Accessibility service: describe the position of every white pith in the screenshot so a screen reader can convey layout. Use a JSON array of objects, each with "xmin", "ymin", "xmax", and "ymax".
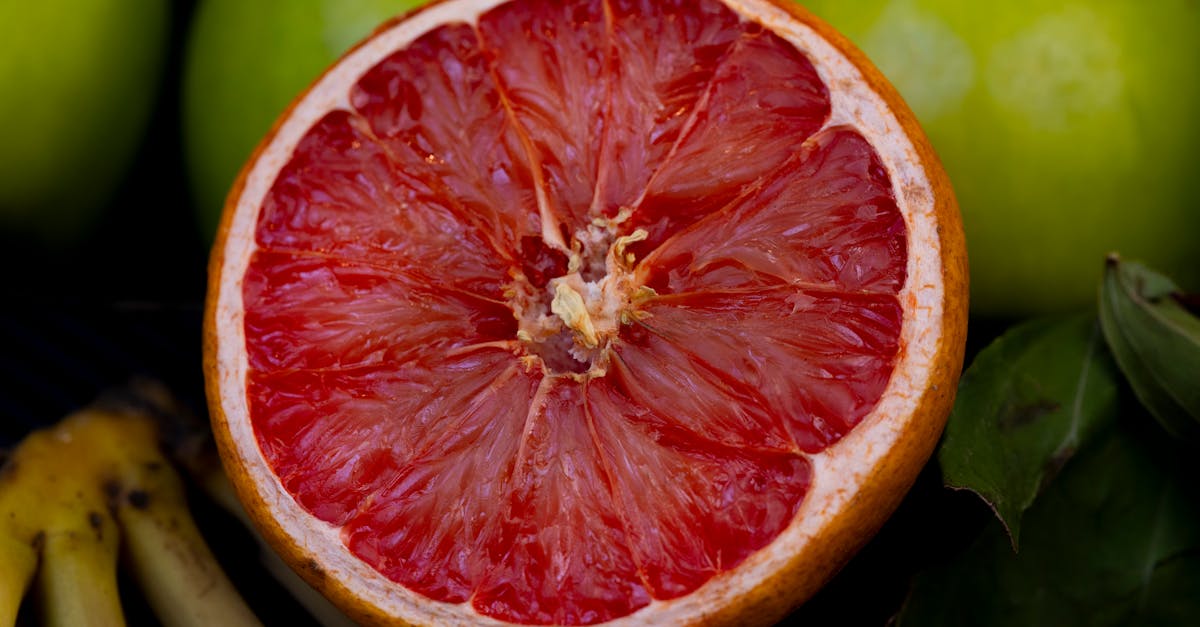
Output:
[{"xmin": 211, "ymin": 0, "xmax": 945, "ymax": 624}]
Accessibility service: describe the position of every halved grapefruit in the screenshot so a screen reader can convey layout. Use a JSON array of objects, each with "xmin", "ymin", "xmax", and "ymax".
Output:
[{"xmin": 204, "ymin": 0, "xmax": 968, "ymax": 624}]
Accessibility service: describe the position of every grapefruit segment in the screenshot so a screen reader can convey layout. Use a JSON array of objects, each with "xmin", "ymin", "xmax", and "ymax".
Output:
[
  {"xmin": 606, "ymin": 321, "xmax": 797, "ymax": 452},
  {"xmin": 243, "ymin": 252, "xmax": 515, "ymax": 371},
  {"xmin": 596, "ymin": 0, "xmax": 745, "ymax": 218},
  {"xmin": 341, "ymin": 363, "xmax": 540, "ymax": 604},
  {"xmin": 473, "ymin": 378, "xmax": 648, "ymax": 626},
  {"xmin": 586, "ymin": 379, "xmax": 811, "ymax": 600},
  {"xmin": 476, "ymin": 0, "xmax": 609, "ymax": 231},
  {"xmin": 628, "ymin": 287, "xmax": 901, "ymax": 454},
  {"xmin": 641, "ymin": 127, "xmax": 905, "ymax": 294},
  {"xmin": 350, "ymin": 23, "xmax": 540, "ymax": 256},
  {"xmin": 206, "ymin": 0, "xmax": 968, "ymax": 624},
  {"xmin": 633, "ymin": 23, "xmax": 830, "ymax": 235},
  {"xmin": 257, "ymin": 110, "xmax": 512, "ymax": 298},
  {"xmin": 249, "ymin": 349, "xmax": 519, "ymax": 525}
]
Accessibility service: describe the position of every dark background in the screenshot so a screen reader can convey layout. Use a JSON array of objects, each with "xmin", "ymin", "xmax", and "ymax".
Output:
[
  {"xmin": 0, "ymin": 0, "xmax": 208, "ymax": 445},
  {"xmin": 0, "ymin": 1, "xmax": 995, "ymax": 624},
  {"xmin": 0, "ymin": 1, "xmax": 288, "ymax": 623}
]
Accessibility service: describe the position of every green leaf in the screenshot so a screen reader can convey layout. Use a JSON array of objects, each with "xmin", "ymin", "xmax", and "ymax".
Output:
[
  {"xmin": 1099, "ymin": 256, "xmax": 1200, "ymax": 442},
  {"xmin": 938, "ymin": 314, "xmax": 1120, "ymax": 547},
  {"xmin": 899, "ymin": 421, "xmax": 1200, "ymax": 627}
]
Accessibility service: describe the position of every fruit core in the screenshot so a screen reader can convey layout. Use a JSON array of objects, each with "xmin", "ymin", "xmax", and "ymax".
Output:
[{"xmin": 513, "ymin": 220, "xmax": 655, "ymax": 376}]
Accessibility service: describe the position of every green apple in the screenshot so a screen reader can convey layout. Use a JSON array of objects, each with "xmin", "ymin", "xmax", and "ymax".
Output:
[
  {"xmin": 0, "ymin": 0, "xmax": 168, "ymax": 244},
  {"xmin": 183, "ymin": 0, "xmax": 426, "ymax": 241},
  {"xmin": 802, "ymin": 0, "xmax": 1200, "ymax": 316}
]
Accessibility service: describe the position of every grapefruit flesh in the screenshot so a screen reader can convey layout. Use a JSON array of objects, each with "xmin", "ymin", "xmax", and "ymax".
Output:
[{"xmin": 208, "ymin": 0, "xmax": 967, "ymax": 624}]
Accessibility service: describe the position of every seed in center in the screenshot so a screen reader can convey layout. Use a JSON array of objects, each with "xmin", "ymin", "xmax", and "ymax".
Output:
[
  {"xmin": 551, "ymin": 282, "xmax": 599, "ymax": 348},
  {"xmin": 512, "ymin": 228, "xmax": 654, "ymax": 377}
]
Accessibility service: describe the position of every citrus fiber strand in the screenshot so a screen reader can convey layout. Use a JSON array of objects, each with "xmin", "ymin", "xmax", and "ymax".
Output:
[
  {"xmin": 477, "ymin": 0, "xmax": 612, "ymax": 232},
  {"xmin": 584, "ymin": 0, "xmax": 618, "ymax": 219},
  {"xmin": 472, "ymin": 22, "xmax": 569, "ymax": 255},
  {"xmin": 622, "ymin": 31, "xmax": 740, "ymax": 217},
  {"xmin": 444, "ymin": 339, "xmax": 523, "ymax": 356},
  {"xmin": 339, "ymin": 360, "xmax": 525, "ymax": 535},
  {"xmin": 348, "ymin": 22, "xmax": 542, "ymax": 263},
  {"xmin": 247, "ymin": 247, "xmax": 513, "ymax": 308},
  {"xmin": 590, "ymin": 0, "xmax": 745, "ymax": 221},
  {"xmin": 334, "ymin": 110, "xmax": 524, "ymax": 268}
]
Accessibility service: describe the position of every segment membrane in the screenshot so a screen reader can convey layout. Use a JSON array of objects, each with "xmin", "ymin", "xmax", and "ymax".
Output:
[
  {"xmin": 256, "ymin": 110, "xmax": 510, "ymax": 299},
  {"xmin": 473, "ymin": 378, "xmax": 650, "ymax": 625},
  {"xmin": 248, "ymin": 349, "xmax": 519, "ymax": 525},
  {"xmin": 587, "ymin": 379, "xmax": 811, "ymax": 599},
  {"xmin": 641, "ymin": 127, "xmax": 906, "ymax": 295},
  {"xmin": 341, "ymin": 366, "xmax": 542, "ymax": 604},
  {"xmin": 477, "ymin": 0, "xmax": 610, "ymax": 231},
  {"xmin": 350, "ymin": 22, "xmax": 541, "ymax": 255},
  {"xmin": 244, "ymin": 251, "xmax": 515, "ymax": 372}
]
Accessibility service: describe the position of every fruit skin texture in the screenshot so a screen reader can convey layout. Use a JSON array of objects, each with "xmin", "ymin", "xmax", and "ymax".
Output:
[
  {"xmin": 183, "ymin": 0, "xmax": 426, "ymax": 241},
  {"xmin": 0, "ymin": 0, "xmax": 168, "ymax": 243},
  {"xmin": 802, "ymin": 0, "xmax": 1200, "ymax": 316},
  {"xmin": 203, "ymin": 0, "xmax": 968, "ymax": 623}
]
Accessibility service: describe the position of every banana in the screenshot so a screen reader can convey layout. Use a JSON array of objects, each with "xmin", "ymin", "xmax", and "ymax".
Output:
[
  {"xmin": 37, "ymin": 525, "xmax": 123, "ymax": 627},
  {"xmin": 0, "ymin": 391, "xmax": 261, "ymax": 627},
  {"xmin": 0, "ymin": 532, "xmax": 37, "ymax": 626},
  {"xmin": 176, "ymin": 435, "xmax": 357, "ymax": 627},
  {"xmin": 1, "ymin": 417, "xmax": 126, "ymax": 627}
]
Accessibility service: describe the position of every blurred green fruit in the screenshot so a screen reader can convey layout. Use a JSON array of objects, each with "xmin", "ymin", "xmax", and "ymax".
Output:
[
  {"xmin": 183, "ymin": 0, "xmax": 425, "ymax": 241},
  {"xmin": 803, "ymin": 0, "xmax": 1200, "ymax": 316},
  {"xmin": 0, "ymin": 0, "xmax": 168, "ymax": 243}
]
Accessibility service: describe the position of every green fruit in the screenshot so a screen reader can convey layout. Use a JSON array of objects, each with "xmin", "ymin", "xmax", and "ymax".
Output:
[
  {"xmin": 803, "ymin": 0, "xmax": 1200, "ymax": 316},
  {"xmin": 183, "ymin": 0, "xmax": 425, "ymax": 241},
  {"xmin": 0, "ymin": 0, "xmax": 168, "ymax": 243}
]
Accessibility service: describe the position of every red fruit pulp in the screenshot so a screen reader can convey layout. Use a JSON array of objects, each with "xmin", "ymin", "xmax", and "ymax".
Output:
[{"xmin": 240, "ymin": 0, "xmax": 906, "ymax": 623}]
